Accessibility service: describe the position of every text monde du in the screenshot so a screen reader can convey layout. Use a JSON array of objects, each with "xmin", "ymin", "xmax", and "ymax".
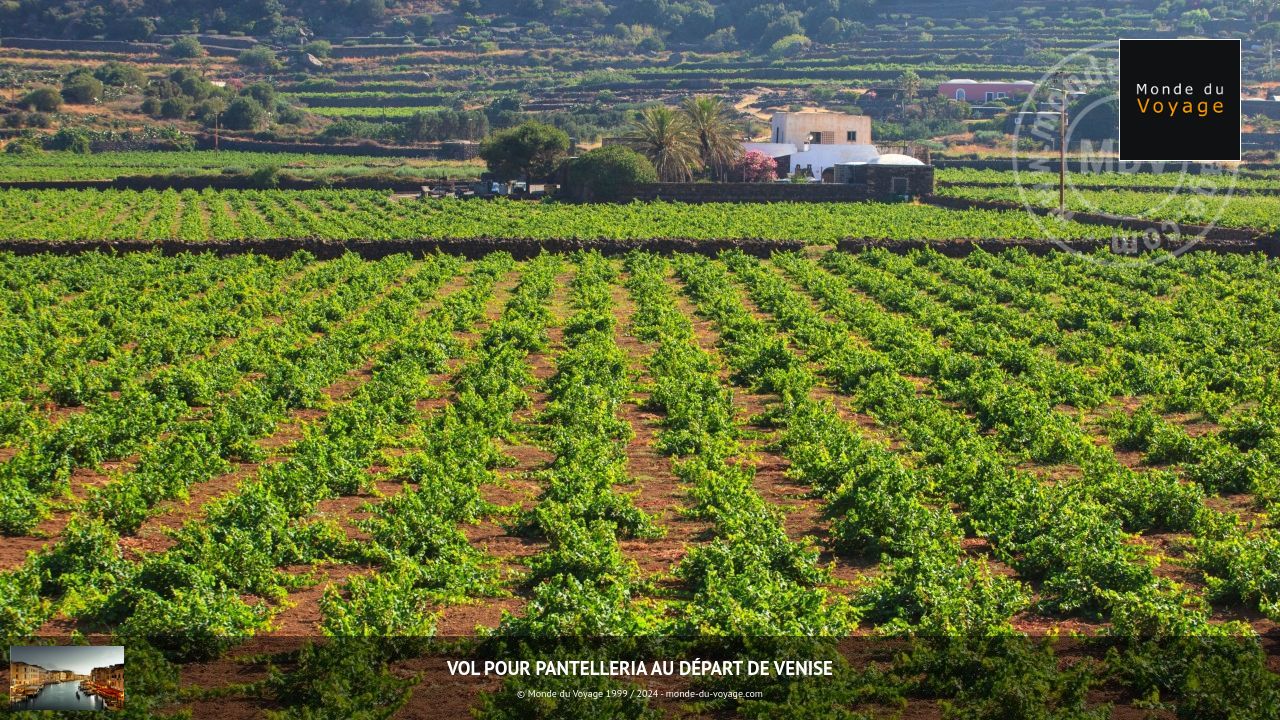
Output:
[{"xmin": 1134, "ymin": 83, "xmax": 1226, "ymax": 96}]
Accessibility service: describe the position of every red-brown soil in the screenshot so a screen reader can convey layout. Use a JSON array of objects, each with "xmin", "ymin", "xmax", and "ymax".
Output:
[{"xmin": 611, "ymin": 279, "xmax": 712, "ymax": 591}]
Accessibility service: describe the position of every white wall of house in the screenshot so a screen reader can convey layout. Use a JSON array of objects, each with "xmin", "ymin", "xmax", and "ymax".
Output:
[
  {"xmin": 769, "ymin": 112, "xmax": 872, "ymax": 145},
  {"xmin": 743, "ymin": 142, "xmax": 880, "ymax": 179},
  {"xmin": 744, "ymin": 111, "xmax": 877, "ymax": 180}
]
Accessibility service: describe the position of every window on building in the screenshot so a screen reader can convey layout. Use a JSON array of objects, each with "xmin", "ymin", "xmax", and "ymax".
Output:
[
  {"xmin": 985, "ymin": 91, "xmax": 995, "ymax": 101},
  {"xmin": 846, "ymin": 131, "xmax": 857, "ymax": 141},
  {"xmin": 807, "ymin": 131, "xmax": 822, "ymax": 144},
  {"xmin": 955, "ymin": 88, "xmax": 966, "ymax": 101},
  {"xmin": 891, "ymin": 177, "xmax": 909, "ymax": 194}
]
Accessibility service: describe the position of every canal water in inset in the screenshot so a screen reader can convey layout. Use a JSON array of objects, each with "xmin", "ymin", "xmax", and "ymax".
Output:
[{"xmin": 9, "ymin": 680, "xmax": 106, "ymax": 711}]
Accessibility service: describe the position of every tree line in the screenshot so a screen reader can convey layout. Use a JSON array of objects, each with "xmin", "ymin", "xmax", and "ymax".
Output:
[{"xmin": 480, "ymin": 95, "xmax": 775, "ymax": 199}]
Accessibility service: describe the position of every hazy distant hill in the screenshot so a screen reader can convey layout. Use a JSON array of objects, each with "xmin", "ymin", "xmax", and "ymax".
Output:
[{"xmin": 2, "ymin": 0, "xmax": 1274, "ymax": 52}]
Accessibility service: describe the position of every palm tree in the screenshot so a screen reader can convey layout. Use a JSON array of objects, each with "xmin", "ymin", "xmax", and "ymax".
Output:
[
  {"xmin": 895, "ymin": 70, "xmax": 921, "ymax": 119},
  {"xmin": 680, "ymin": 95, "xmax": 742, "ymax": 181},
  {"xmin": 624, "ymin": 106, "xmax": 701, "ymax": 183}
]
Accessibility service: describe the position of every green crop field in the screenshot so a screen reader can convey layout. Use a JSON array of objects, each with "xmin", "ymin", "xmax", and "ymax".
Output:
[
  {"xmin": 2, "ymin": 247, "xmax": 1280, "ymax": 716},
  {"xmin": 0, "ymin": 152, "xmax": 483, "ymax": 182},
  {"xmin": 0, "ymin": 190, "xmax": 1124, "ymax": 242},
  {"xmin": 936, "ymin": 168, "xmax": 1280, "ymax": 192},
  {"xmin": 0, "ymin": 0, "xmax": 1277, "ymax": 714},
  {"xmin": 938, "ymin": 183, "xmax": 1280, "ymax": 232},
  {"xmin": 305, "ymin": 106, "xmax": 456, "ymax": 119}
]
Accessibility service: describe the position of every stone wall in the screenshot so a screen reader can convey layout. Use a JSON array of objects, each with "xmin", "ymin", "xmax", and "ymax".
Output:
[
  {"xmin": 1243, "ymin": 132, "xmax": 1280, "ymax": 150},
  {"xmin": 1244, "ymin": 100, "xmax": 1280, "ymax": 120},
  {"xmin": 922, "ymin": 195, "xmax": 1265, "ymax": 241},
  {"xmin": 1, "ymin": 36, "xmax": 161, "ymax": 53},
  {"xmin": 0, "ymin": 36, "xmax": 243, "ymax": 56},
  {"xmin": 0, "ymin": 237, "xmax": 805, "ymax": 260},
  {"xmin": 190, "ymin": 134, "xmax": 478, "ymax": 159},
  {"xmin": 0, "ymin": 176, "xmax": 430, "ymax": 192},
  {"xmin": 837, "ymin": 236, "xmax": 1275, "ymax": 258},
  {"xmin": 834, "ymin": 164, "xmax": 935, "ymax": 198},
  {"xmin": 932, "ymin": 158, "xmax": 1239, "ymax": 174}
]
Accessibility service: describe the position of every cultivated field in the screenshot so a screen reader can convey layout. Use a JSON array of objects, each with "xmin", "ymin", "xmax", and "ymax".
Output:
[
  {"xmin": 3, "ymin": 247, "xmax": 1279, "ymax": 716},
  {"xmin": 0, "ymin": 190, "xmax": 1125, "ymax": 242},
  {"xmin": 0, "ymin": 152, "xmax": 483, "ymax": 183},
  {"xmin": 1, "ymin": 0, "xmax": 1278, "ymax": 714},
  {"xmin": 937, "ymin": 183, "xmax": 1280, "ymax": 232}
]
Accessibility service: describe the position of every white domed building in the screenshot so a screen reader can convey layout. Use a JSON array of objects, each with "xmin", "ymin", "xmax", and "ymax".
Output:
[
  {"xmin": 832, "ymin": 153, "xmax": 933, "ymax": 198},
  {"xmin": 864, "ymin": 153, "xmax": 927, "ymax": 166}
]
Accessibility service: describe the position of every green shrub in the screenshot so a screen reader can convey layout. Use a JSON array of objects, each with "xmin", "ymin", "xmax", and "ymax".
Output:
[
  {"xmin": 302, "ymin": 39, "xmax": 332, "ymax": 57},
  {"xmin": 223, "ymin": 97, "xmax": 267, "ymax": 131},
  {"xmin": 61, "ymin": 75, "xmax": 104, "ymax": 104},
  {"xmin": 262, "ymin": 642, "xmax": 416, "ymax": 717},
  {"xmin": 768, "ymin": 33, "xmax": 811, "ymax": 59},
  {"xmin": 561, "ymin": 145, "xmax": 656, "ymax": 202},
  {"xmin": 4, "ymin": 137, "xmax": 43, "ymax": 154},
  {"xmin": 94, "ymin": 61, "xmax": 147, "ymax": 87},
  {"xmin": 46, "ymin": 127, "xmax": 93, "ymax": 154},
  {"xmin": 319, "ymin": 565, "xmax": 436, "ymax": 652},
  {"xmin": 237, "ymin": 46, "xmax": 282, "ymax": 71},
  {"xmin": 167, "ymin": 36, "xmax": 204, "ymax": 58},
  {"xmin": 240, "ymin": 81, "xmax": 276, "ymax": 109},
  {"xmin": 479, "ymin": 120, "xmax": 569, "ymax": 182},
  {"xmin": 22, "ymin": 86, "xmax": 62, "ymax": 112},
  {"xmin": 118, "ymin": 583, "xmax": 270, "ymax": 661},
  {"xmin": 159, "ymin": 96, "xmax": 191, "ymax": 119},
  {"xmin": 249, "ymin": 165, "xmax": 281, "ymax": 188}
]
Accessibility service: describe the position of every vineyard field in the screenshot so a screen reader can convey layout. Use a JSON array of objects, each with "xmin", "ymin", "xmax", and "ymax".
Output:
[
  {"xmin": 0, "ymin": 152, "xmax": 482, "ymax": 182},
  {"xmin": 937, "ymin": 167, "xmax": 1279, "ymax": 191},
  {"xmin": 2, "ymin": 0, "xmax": 1279, "ymax": 710},
  {"xmin": 3, "ymin": 247, "xmax": 1280, "ymax": 717},
  {"xmin": 0, "ymin": 189, "xmax": 1122, "ymax": 242},
  {"xmin": 938, "ymin": 183, "xmax": 1280, "ymax": 232}
]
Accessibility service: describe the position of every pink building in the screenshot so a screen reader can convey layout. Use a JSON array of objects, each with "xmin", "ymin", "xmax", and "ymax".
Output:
[{"xmin": 937, "ymin": 79, "xmax": 1035, "ymax": 103}]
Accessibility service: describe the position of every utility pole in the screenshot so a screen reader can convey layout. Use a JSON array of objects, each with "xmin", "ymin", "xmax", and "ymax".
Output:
[
  {"xmin": 1060, "ymin": 90, "xmax": 1066, "ymax": 214},
  {"xmin": 1050, "ymin": 71, "xmax": 1068, "ymax": 215}
]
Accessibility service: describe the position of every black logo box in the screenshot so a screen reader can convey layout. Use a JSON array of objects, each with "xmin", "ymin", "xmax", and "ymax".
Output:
[{"xmin": 1119, "ymin": 38, "xmax": 1240, "ymax": 162}]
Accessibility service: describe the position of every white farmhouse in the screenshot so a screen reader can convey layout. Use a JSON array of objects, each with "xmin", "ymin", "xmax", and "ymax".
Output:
[{"xmin": 744, "ymin": 111, "xmax": 878, "ymax": 181}]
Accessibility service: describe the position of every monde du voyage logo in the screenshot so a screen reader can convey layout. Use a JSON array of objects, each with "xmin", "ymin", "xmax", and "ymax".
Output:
[
  {"xmin": 1119, "ymin": 38, "xmax": 1241, "ymax": 161},
  {"xmin": 1011, "ymin": 39, "xmax": 1242, "ymax": 262}
]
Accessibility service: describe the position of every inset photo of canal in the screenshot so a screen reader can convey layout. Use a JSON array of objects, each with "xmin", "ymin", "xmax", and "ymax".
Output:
[{"xmin": 9, "ymin": 645, "xmax": 124, "ymax": 712}]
